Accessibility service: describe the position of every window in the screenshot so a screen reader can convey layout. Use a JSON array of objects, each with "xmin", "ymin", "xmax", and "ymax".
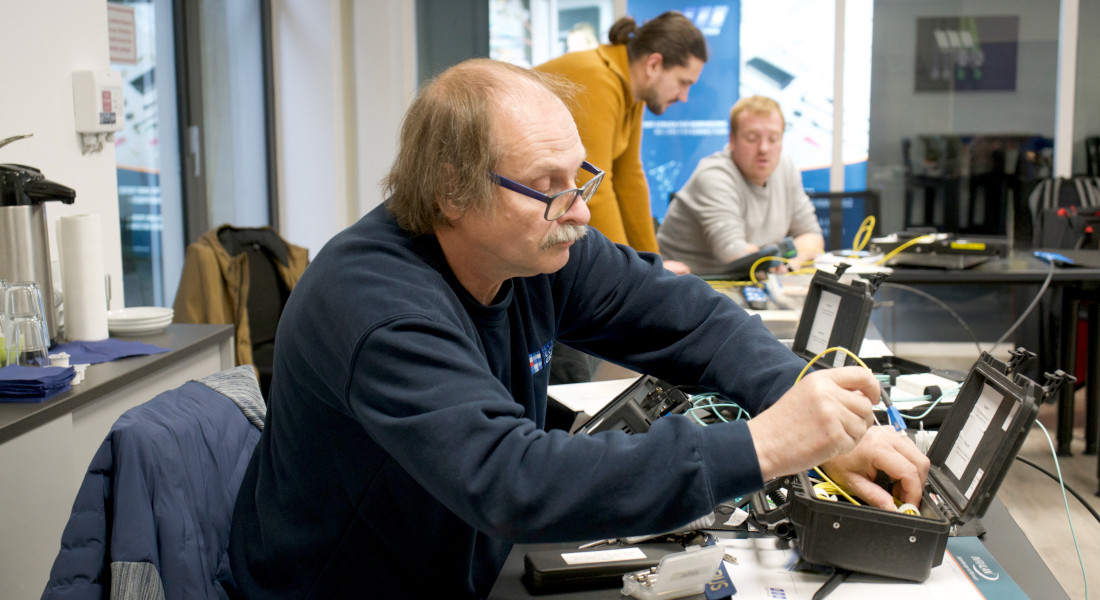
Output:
[{"xmin": 108, "ymin": 0, "xmax": 275, "ymax": 308}]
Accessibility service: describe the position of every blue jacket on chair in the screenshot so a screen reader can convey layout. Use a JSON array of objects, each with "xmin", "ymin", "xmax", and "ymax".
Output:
[{"xmin": 42, "ymin": 366, "xmax": 265, "ymax": 600}]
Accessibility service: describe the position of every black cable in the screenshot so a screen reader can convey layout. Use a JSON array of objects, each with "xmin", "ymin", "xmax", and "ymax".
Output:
[
  {"xmin": 1014, "ymin": 455, "xmax": 1100, "ymax": 527},
  {"xmin": 879, "ymin": 282, "xmax": 983, "ymax": 356},
  {"xmin": 992, "ymin": 262, "xmax": 1054, "ymax": 349},
  {"xmin": 812, "ymin": 568, "xmax": 851, "ymax": 600}
]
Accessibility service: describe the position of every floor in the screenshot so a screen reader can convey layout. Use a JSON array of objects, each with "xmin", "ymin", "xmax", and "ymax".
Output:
[{"xmin": 998, "ymin": 389, "xmax": 1099, "ymax": 600}]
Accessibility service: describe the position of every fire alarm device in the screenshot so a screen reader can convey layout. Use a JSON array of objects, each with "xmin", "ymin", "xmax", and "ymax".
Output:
[{"xmin": 72, "ymin": 70, "xmax": 124, "ymax": 154}]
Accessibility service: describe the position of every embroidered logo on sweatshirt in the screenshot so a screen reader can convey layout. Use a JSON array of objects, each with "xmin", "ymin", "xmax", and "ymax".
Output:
[{"xmin": 529, "ymin": 340, "xmax": 554, "ymax": 374}]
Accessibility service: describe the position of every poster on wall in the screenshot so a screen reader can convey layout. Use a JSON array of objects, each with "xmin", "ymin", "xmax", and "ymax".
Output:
[
  {"xmin": 632, "ymin": 2, "xmax": 740, "ymax": 222},
  {"xmin": 914, "ymin": 15, "xmax": 1018, "ymax": 92}
]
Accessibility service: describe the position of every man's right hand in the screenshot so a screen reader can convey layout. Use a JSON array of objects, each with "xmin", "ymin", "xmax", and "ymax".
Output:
[{"xmin": 746, "ymin": 367, "xmax": 879, "ymax": 481}]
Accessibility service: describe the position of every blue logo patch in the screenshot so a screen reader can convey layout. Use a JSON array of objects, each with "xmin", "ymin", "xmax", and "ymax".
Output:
[{"xmin": 529, "ymin": 340, "xmax": 554, "ymax": 374}]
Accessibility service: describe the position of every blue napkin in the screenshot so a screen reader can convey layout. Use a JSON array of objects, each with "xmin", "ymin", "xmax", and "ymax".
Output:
[
  {"xmin": 50, "ymin": 338, "xmax": 171, "ymax": 365},
  {"xmin": 0, "ymin": 365, "xmax": 76, "ymax": 402}
]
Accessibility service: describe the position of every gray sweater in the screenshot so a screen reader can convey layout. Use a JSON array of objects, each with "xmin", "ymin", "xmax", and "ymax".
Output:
[{"xmin": 658, "ymin": 145, "xmax": 821, "ymax": 275}]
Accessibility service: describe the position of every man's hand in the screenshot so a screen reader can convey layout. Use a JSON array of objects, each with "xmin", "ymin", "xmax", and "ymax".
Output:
[
  {"xmin": 747, "ymin": 367, "xmax": 879, "ymax": 481},
  {"xmin": 663, "ymin": 259, "xmax": 692, "ymax": 275},
  {"xmin": 822, "ymin": 426, "xmax": 930, "ymax": 510}
]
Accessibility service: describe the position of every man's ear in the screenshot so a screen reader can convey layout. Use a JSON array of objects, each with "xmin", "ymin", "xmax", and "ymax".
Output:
[
  {"xmin": 437, "ymin": 163, "xmax": 463, "ymax": 221},
  {"xmin": 643, "ymin": 52, "xmax": 665, "ymax": 78}
]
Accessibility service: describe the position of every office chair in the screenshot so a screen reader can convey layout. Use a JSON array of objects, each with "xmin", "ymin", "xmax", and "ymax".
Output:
[
  {"xmin": 806, "ymin": 189, "xmax": 882, "ymax": 251},
  {"xmin": 1086, "ymin": 136, "xmax": 1099, "ymax": 177},
  {"xmin": 41, "ymin": 366, "xmax": 265, "ymax": 600}
]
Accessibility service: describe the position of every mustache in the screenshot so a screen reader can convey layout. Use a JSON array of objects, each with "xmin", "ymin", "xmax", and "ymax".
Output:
[{"xmin": 541, "ymin": 224, "xmax": 588, "ymax": 249}]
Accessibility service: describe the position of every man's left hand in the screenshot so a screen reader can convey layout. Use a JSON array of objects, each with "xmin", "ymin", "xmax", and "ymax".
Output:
[
  {"xmin": 663, "ymin": 259, "xmax": 692, "ymax": 275},
  {"xmin": 820, "ymin": 426, "xmax": 930, "ymax": 510}
]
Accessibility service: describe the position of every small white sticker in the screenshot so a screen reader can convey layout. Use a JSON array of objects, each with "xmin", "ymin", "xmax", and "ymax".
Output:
[
  {"xmin": 561, "ymin": 547, "xmax": 647, "ymax": 565},
  {"xmin": 806, "ymin": 291, "xmax": 842, "ymax": 355},
  {"xmin": 965, "ymin": 468, "xmax": 984, "ymax": 499},
  {"xmin": 1002, "ymin": 400, "xmax": 1020, "ymax": 431}
]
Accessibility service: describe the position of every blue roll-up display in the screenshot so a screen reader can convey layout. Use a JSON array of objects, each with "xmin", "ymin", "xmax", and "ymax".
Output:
[{"xmin": 630, "ymin": 2, "xmax": 741, "ymax": 222}]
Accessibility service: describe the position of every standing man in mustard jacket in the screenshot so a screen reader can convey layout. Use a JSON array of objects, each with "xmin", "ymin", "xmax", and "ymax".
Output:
[
  {"xmin": 536, "ymin": 11, "xmax": 706, "ymax": 383},
  {"xmin": 536, "ymin": 11, "xmax": 706, "ymax": 277}
]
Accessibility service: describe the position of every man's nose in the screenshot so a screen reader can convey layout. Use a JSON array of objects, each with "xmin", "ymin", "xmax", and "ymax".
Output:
[{"xmin": 559, "ymin": 192, "xmax": 591, "ymax": 225}]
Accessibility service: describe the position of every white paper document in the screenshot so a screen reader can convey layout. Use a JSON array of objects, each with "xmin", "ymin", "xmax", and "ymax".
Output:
[{"xmin": 717, "ymin": 537, "xmax": 985, "ymax": 600}]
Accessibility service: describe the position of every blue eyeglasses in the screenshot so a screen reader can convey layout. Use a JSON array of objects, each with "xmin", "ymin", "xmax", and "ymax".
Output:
[{"xmin": 491, "ymin": 161, "xmax": 605, "ymax": 221}]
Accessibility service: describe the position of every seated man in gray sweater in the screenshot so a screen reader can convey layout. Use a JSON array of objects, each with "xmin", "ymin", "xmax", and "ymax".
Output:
[{"xmin": 658, "ymin": 95, "xmax": 825, "ymax": 276}]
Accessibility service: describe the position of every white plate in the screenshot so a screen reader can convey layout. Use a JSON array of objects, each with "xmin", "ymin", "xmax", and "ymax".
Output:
[
  {"xmin": 108, "ymin": 317, "xmax": 172, "ymax": 329},
  {"xmin": 107, "ymin": 315, "xmax": 172, "ymax": 328},
  {"xmin": 108, "ymin": 321, "xmax": 172, "ymax": 336},
  {"xmin": 107, "ymin": 307, "xmax": 174, "ymax": 325}
]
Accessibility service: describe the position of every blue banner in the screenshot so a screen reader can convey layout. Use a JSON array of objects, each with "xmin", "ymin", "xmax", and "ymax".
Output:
[{"xmin": 630, "ymin": 2, "xmax": 741, "ymax": 222}]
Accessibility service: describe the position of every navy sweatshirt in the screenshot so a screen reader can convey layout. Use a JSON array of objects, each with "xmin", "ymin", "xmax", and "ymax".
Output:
[{"xmin": 228, "ymin": 203, "xmax": 805, "ymax": 598}]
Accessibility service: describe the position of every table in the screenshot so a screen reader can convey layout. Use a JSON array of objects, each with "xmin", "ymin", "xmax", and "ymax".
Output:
[
  {"xmin": 883, "ymin": 249, "xmax": 1100, "ymax": 470},
  {"xmin": 487, "ymin": 498, "xmax": 1066, "ymax": 599}
]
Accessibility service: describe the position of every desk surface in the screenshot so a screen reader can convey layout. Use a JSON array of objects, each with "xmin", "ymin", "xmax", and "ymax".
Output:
[
  {"xmin": 0, "ymin": 323, "xmax": 234, "ymax": 444},
  {"xmin": 487, "ymin": 497, "xmax": 1065, "ymax": 599},
  {"xmin": 885, "ymin": 249, "xmax": 1100, "ymax": 285}
]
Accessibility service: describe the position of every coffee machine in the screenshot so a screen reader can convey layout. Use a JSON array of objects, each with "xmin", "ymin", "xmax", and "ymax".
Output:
[{"xmin": 0, "ymin": 155, "xmax": 77, "ymax": 343}]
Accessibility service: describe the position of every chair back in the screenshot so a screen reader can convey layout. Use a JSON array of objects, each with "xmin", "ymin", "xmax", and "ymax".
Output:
[
  {"xmin": 807, "ymin": 189, "xmax": 882, "ymax": 251},
  {"xmin": 42, "ymin": 366, "xmax": 264, "ymax": 600}
]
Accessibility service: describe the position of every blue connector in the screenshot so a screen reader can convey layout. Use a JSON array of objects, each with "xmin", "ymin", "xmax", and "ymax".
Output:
[
  {"xmin": 885, "ymin": 404, "xmax": 907, "ymax": 432},
  {"xmin": 880, "ymin": 388, "xmax": 907, "ymax": 432}
]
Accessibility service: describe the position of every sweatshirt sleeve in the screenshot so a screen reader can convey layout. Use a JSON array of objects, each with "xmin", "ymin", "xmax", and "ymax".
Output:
[
  {"xmin": 782, "ymin": 156, "xmax": 823, "ymax": 238},
  {"xmin": 348, "ymin": 320, "xmax": 765, "ymax": 543},
  {"xmin": 343, "ymin": 235, "xmax": 803, "ymax": 545},
  {"xmin": 680, "ymin": 159, "xmax": 754, "ymax": 262}
]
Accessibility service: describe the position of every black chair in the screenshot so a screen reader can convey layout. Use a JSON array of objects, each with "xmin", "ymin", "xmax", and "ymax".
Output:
[
  {"xmin": 1086, "ymin": 136, "xmax": 1099, "ymax": 177},
  {"xmin": 806, "ymin": 189, "xmax": 882, "ymax": 251},
  {"xmin": 42, "ymin": 366, "xmax": 265, "ymax": 598},
  {"xmin": 902, "ymin": 136, "xmax": 963, "ymax": 232}
]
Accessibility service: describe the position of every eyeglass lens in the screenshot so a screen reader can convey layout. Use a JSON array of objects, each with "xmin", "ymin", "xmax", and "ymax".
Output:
[{"xmin": 547, "ymin": 171, "xmax": 599, "ymax": 220}]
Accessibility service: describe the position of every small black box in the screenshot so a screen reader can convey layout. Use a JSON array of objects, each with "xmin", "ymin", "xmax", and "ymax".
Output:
[
  {"xmin": 522, "ymin": 543, "xmax": 680, "ymax": 593},
  {"xmin": 573, "ymin": 375, "xmax": 689, "ymax": 435},
  {"xmin": 787, "ymin": 351, "xmax": 1042, "ymax": 581}
]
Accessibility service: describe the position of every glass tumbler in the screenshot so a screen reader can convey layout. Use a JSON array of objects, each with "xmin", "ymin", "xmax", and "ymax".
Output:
[
  {"xmin": 6, "ymin": 315, "xmax": 50, "ymax": 367},
  {"xmin": 5, "ymin": 281, "xmax": 47, "ymax": 321}
]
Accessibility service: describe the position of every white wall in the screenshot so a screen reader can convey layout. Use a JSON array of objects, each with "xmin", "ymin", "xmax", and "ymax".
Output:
[
  {"xmin": 270, "ymin": 0, "xmax": 417, "ymax": 257},
  {"xmin": 0, "ymin": 0, "xmax": 124, "ymax": 309},
  {"xmin": 269, "ymin": 0, "xmax": 353, "ymax": 256},
  {"xmin": 0, "ymin": 0, "xmax": 419, "ymax": 317},
  {"xmin": 352, "ymin": 0, "xmax": 418, "ymax": 216}
]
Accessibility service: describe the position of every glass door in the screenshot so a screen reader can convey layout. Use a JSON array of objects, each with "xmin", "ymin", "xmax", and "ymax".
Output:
[{"xmin": 109, "ymin": 0, "xmax": 184, "ymax": 308}]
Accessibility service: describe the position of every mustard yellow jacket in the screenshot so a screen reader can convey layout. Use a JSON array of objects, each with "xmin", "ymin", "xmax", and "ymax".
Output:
[
  {"xmin": 535, "ymin": 45, "xmax": 658, "ymax": 252},
  {"xmin": 173, "ymin": 226, "xmax": 309, "ymax": 369}
]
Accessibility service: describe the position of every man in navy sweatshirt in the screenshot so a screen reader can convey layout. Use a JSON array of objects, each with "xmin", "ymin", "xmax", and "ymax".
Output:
[{"xmin": 228, "ymin": 58, "xmax": 928, "ymax": 599}]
